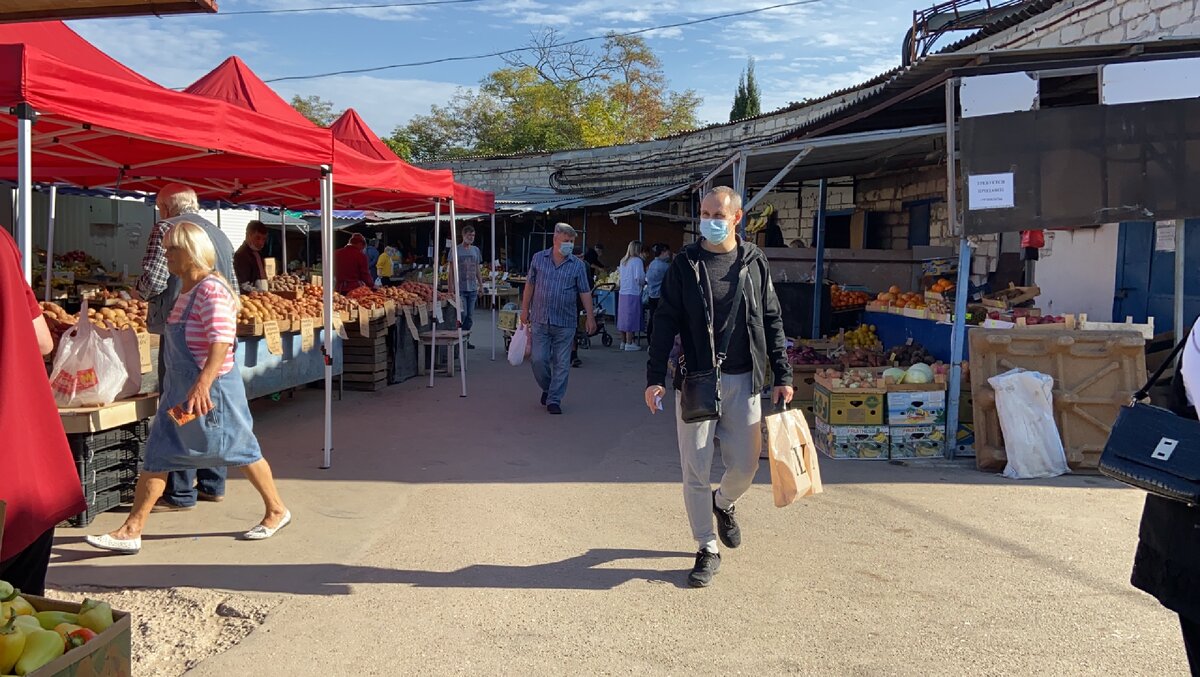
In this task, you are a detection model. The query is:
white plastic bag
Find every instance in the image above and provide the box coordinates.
[49,300,129,407]
[988,368,1069,479]
[507,323,530,366]
[96,327,144,400]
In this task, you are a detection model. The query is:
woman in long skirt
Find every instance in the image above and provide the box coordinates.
[617,240,645,351]
[87,222,290,554]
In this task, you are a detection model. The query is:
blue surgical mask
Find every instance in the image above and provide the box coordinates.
[700,218,731,243]
[558,242,574,256]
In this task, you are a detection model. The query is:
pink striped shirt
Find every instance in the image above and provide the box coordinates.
[168,276,237,375]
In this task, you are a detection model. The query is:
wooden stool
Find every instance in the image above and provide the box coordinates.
[417,330,470,376]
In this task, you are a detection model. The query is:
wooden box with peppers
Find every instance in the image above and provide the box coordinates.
[1,578,131,677]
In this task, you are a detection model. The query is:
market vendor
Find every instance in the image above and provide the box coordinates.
[376,244,399,284]
[335,233,375,293]
[234,220,270,292]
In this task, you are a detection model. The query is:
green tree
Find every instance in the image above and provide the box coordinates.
[730,58,761,121]
[290,94,340,127]
[390,30,701,161]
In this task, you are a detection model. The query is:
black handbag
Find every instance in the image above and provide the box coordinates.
[678,246,746,424]
[1098,334,1200,506]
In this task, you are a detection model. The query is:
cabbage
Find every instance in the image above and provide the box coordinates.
[882,368,907,384]
[905,363,934,384]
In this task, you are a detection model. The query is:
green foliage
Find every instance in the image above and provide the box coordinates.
[730,58,761,121]
[389,30,701,161]
[289,94,340,127]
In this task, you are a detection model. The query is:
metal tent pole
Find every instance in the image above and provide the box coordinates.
[280,207,288,274]
[945,78,968,460]
[44,185,57,301]
[811,178,828,339]
[491,212,497,361]
[1175,219,1186,338]
[429,199,442,387]
[16,104,34,283]
[321,170,335,469]
[447,199,467,397]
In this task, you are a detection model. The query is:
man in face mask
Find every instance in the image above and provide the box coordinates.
[643,186,793,588]
[520,223,597,415]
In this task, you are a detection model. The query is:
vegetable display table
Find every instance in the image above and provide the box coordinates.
[236,328,344,401]
[862,311,970,363]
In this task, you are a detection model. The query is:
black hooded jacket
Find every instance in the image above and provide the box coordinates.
[646,239,791,392]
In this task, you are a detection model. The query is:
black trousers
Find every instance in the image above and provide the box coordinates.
[1183,615,1200,676]
[0,528,55,596]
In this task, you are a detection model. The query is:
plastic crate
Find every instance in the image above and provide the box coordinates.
[79,462,138,494]
[74,442,142,473]
[66,487,126,527]
[66,421,148,459]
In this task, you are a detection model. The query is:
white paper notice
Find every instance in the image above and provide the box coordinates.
[967,173,1015,211]
[1156,222,1177,252]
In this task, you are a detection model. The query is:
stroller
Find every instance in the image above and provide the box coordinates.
[577,282,615,349]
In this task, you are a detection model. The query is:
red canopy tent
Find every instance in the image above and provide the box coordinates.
[330,108,502,362]
[0,21,346,467]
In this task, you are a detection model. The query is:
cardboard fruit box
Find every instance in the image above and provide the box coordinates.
[21,595,132,677]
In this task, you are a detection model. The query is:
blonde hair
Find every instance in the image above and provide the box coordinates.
[156,183,200,217]
[164,220,215,272]
[621,240,642,266]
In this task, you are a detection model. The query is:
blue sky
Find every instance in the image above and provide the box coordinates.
[69,1,936,138]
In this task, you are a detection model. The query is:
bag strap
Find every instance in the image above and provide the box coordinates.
[701,244,747,368]
[1136,331,1192,401]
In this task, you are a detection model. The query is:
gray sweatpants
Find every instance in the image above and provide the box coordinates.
[675,371,762,553]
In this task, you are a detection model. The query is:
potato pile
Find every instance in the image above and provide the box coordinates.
[817,368,880,389]
[268,274,305,293]
[238,291,296,324]
[346,286,388,309]
[40,300,149,355]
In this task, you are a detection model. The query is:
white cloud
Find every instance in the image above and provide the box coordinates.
[68,18,244,88]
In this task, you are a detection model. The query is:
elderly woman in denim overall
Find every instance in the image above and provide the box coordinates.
[87,221,290,554]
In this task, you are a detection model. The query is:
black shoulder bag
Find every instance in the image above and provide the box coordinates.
[1098,333,1200,506]
[677,246,746,424]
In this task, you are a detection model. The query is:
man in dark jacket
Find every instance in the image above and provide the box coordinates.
[1132,322,1200,672]
[644,186,793,588]
[234,220,270,292]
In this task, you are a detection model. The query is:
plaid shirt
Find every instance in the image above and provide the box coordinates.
[136,219,172,298]
[528,248,590,328]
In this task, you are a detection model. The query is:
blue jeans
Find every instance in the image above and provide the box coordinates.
[164,468,227,507]
[460,290,478,332]
[530,323,575,406]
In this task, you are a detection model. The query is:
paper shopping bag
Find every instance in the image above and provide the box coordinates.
[764,406,823,507]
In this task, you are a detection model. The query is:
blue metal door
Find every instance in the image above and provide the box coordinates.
[1114,220,1200,334]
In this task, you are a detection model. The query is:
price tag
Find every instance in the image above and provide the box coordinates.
[333,315,349,340]
[434,301,444,324]
[385,300,396,327]
[300,318,314,351]
[264,320,283,355]
[137,331,152,374]
[403,307,420,338]
[310,274,322,287]
[418,303,430,326]
[358,305,370,336]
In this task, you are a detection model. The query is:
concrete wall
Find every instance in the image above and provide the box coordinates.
[1034,224,1120,321]
[965,0,1200,51]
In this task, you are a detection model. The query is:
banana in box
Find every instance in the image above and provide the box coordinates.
[814,419,890,460]
[890,425,947,459]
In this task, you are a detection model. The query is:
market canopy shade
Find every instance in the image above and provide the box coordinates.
[185,57,454,209]
[330,108,494,214]
[0,0,216,22]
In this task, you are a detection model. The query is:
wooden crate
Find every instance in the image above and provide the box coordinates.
[343,324,389,391]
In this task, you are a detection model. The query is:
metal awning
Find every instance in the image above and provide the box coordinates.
[1,0,216,21]
[494,187,588,214]
[570,183,685,209]
[609,182,692,219]
[369,212,489,227]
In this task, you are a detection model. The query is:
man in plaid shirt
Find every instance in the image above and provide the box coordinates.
[137,184,238,512]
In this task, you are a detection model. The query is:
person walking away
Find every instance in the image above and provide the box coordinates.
[644,186,793,588]
[335,233,375,294]
[617,240,646,351]
[645,244,672,344]
[450,225,483,349]
[234,220,270,292]
[521,223,596,415]
[137,184,235,513]
[1131,318,1200,673]
[86,222,290,554]
[0,229,85,594]
[584,242,607,288]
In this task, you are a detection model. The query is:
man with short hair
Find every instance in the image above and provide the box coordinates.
[521,223,597,415]
[137,183,239,512]
[449,225,483,348]
[644,186,793,588]
[335,233,375,293]
[583,242,606,288]
[234,220,271,292]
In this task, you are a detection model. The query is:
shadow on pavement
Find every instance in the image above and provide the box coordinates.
[46,548,696,594]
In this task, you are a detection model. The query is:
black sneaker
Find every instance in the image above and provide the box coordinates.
[547,403,563,415]
[687,550,720,588]
[467,343,476,349]
[713,490,741,549]
[540,392,548,406]
[572,357,582,368]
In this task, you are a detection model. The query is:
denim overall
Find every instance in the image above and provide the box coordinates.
[143,278,262,473]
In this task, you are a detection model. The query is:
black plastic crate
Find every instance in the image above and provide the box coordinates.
[80,462,138,494]
[75,442,141,474]
[66,487,126,527]
[67,421,147,460]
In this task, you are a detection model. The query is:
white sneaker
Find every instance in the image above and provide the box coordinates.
[85,533,141,554]
[624,344,641,352]
[619,343,627,350]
